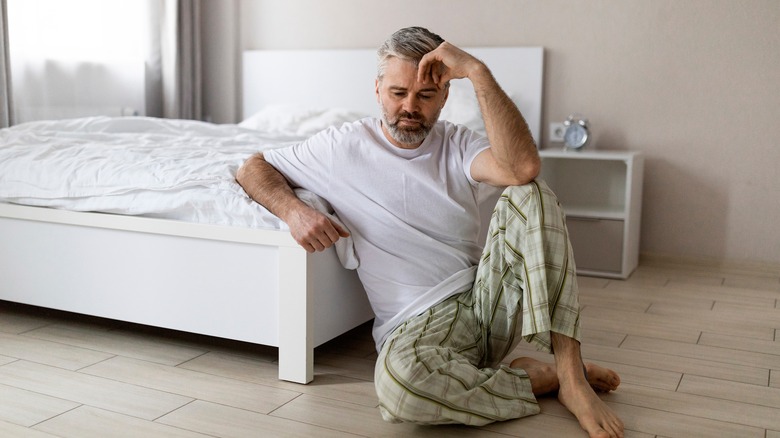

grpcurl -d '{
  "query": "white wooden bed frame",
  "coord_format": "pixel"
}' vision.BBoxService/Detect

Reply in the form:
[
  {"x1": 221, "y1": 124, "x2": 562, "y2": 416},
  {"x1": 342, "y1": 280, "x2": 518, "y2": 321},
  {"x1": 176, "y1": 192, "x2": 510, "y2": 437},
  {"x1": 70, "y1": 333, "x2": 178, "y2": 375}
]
[{"x1": 0, "y1": 47, "x2": 543, "y2": 384}]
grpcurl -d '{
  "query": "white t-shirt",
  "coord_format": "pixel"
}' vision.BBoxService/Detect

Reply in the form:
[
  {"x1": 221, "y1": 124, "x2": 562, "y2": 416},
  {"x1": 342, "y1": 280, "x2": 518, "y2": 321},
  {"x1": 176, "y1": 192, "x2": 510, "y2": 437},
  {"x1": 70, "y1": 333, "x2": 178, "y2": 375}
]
[{"x1": 264, "y1": 117, "x2": 491, "y2": 350}]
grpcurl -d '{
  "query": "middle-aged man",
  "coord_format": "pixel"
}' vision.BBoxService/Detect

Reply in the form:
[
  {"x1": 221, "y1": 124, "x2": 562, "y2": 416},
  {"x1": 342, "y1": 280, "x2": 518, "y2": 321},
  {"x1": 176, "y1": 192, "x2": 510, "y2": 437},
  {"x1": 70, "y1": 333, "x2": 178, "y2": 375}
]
[{"x1": 237, "y1": 26, "x2": 624, "y2": 438}]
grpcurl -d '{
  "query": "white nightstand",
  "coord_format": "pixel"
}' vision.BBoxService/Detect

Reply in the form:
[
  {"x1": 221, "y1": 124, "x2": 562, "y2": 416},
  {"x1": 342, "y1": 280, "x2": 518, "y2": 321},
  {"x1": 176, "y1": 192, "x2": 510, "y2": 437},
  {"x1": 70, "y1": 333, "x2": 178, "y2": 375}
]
[{"x1": 539, "y1": 150, "x2": 644, "y2": 279}]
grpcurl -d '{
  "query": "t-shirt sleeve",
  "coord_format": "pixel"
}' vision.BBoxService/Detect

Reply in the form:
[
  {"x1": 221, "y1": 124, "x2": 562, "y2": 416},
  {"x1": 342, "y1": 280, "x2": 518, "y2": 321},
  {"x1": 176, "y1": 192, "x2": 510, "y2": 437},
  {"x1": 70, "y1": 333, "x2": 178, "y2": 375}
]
[
  {"x1": 262, "y1": 128, "x2": 337, "y2": 199},
  {"x1": 459, "y1": 128, "x2": 491, "y2": 186}
]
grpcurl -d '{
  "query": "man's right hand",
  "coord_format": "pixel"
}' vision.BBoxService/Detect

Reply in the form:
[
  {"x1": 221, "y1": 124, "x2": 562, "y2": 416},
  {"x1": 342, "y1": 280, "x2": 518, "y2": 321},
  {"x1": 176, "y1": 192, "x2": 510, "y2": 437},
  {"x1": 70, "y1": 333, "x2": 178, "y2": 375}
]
[
  {"x1": 236, "y1": 152, "x2": 350, "y2": 253},
  {"x1": 286, "y1": 204, "x2": 350, "y2": 253}
]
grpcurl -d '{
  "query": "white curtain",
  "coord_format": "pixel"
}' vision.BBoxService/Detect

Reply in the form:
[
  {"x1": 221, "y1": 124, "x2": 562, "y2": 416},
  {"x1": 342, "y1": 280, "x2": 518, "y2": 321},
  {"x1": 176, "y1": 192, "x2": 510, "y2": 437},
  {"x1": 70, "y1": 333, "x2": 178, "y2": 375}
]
[
  {"x1": 0, "y1": 0, "x2": 12, "y2": 127},
  {"x1": 7, "y1": 0, "x2": 202, "y2": 124}
]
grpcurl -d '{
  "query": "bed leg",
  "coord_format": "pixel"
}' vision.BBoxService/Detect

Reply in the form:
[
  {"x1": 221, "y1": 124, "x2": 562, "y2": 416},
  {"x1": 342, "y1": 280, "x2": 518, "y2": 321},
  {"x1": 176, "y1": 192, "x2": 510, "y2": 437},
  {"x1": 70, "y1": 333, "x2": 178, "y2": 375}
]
[{"x1": 277, "y1": 246, "x2": 313, "y2": 384}]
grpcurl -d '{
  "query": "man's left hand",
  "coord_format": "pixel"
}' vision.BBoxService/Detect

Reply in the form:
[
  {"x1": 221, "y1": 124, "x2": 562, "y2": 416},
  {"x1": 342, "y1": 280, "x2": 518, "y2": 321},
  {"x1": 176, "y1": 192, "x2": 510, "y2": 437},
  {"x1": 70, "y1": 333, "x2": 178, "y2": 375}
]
[{"x1": 416, "y1": 42, "x2": 486, "y2": 88}]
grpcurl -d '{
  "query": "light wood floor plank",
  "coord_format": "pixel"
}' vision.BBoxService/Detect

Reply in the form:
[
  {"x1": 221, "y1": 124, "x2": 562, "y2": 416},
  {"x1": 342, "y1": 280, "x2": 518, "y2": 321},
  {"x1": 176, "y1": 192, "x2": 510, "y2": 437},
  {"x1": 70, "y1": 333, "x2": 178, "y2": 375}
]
[
  {"x1": 575, "y1": 275, "x2": 611, "y2": 289},
  {"x1": 648, "y1": 302, "x2": 780, "y2": 331},
  {"x1": 580, "y1": 328, "x2": 627, "y2": 347},
  {"x1": 0, "y1": 419, "x2": 60, "y2": 438},
  {"x1": 677, "y1": 375, "x2": 780, "y2": 408},
  {"x1": 0, "y1": 309, "x2": 52, "y2": 335},
  {"x1": 621, "y1": 335, "x2": 780, "y2": 370},
  {"x1": 605, "y1": 382, "x2": 780, "y2": 431},
  {"x1": 80, "y1": 356, "x2": 301, "y2": 414},
  {"x1": 607, "y1": 401, "x2": 764, "y2": 438},
  {"x1": 23, "y1": 322, "x2": 208, "y2": 366},
  {"x1": 34, "y1": 406, "x2": 210, "y2": 438},
  {"x1": 607, "y1": 282, "x2": 778, "y2": 308},
  {"x1": 664, "y1": 281, "x2": 780, "y2": 302},
  {"x1": 270, "y1": 393, "x2": 509, "y2": 437},
  {"x1": 0, "y1": 361, "x2": 192, "y2": 420},
  {"x1": 179, "y1": 351, "x2": 380, "y2": 407},
  {"x1": 0, "y1": 331, "x2": 114, "y2": 370},
  {"x1": 581, "y1": 307, "x2": 702, "y2": 344},
  {"x1": 312, "y1": 350, "x2": 377, "y2": 382},
  {"x1": 724, "y1": 274, "x2": 780, "y2": 291},
  {"x1": 158, "y1": 400, "x2": 364, "y2": 438},
  {"x1": 585, "y1": 304, "x2": 774, "y2": 341},
  {"x1": 581, "y1": 343, "x2": 770, "y2": 386},
  {"x1": 0, "y1": 383, "x2": 80, "y2": 427},
  {"x1": 581, "y1": 285, "x2": 715, "y2": 311},
  {"x1": 699, "y1": 331, "x2": 780, "y2": 356}
]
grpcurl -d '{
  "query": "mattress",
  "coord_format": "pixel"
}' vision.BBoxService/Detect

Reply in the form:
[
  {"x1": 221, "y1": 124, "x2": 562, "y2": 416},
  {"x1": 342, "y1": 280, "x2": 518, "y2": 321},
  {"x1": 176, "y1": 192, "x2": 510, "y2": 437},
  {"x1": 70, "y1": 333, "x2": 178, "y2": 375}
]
[{"x1": 0, "y1": 116, "x2": 315, "y2": 230}]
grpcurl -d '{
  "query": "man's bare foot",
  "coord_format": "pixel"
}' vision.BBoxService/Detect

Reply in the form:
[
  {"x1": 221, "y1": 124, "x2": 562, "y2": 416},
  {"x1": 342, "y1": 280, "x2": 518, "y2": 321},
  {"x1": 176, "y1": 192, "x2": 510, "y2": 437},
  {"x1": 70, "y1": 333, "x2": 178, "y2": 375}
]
[
  {"x1": 585, "y1": 362, "x2": 621, "y2": 393},
  {"x1": 510, "y1": 357, "x2": 623, "y2": 437},
  {"x1": 509, "y1": 357, "x2": 621, "y2": 394},
  {"x1": 558, "y1": 373, "x2": 624, "y2": 438}
]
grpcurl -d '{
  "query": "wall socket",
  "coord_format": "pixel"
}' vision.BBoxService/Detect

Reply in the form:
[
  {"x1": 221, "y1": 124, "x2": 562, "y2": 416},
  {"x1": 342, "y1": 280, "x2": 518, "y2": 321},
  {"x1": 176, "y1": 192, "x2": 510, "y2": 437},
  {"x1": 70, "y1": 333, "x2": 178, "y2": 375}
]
[{"x1": 549, "y1": 122, "x2": 566, "y2": 142}]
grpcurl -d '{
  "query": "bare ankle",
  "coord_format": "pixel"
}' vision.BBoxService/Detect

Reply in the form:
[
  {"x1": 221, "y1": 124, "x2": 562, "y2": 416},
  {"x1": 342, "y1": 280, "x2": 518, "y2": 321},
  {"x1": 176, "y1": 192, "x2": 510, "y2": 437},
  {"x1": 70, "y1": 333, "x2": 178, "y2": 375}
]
[{"x1": 510, "y1": 357, "x2": 559, "y2": 395}]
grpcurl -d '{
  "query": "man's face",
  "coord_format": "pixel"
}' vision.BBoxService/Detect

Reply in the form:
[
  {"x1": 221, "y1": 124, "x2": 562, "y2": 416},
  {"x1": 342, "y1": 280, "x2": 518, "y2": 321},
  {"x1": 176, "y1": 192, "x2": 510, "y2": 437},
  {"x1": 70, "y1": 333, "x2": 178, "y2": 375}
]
[{"x1": 376, "y1": 57, "x2": 448, "y2": 149}]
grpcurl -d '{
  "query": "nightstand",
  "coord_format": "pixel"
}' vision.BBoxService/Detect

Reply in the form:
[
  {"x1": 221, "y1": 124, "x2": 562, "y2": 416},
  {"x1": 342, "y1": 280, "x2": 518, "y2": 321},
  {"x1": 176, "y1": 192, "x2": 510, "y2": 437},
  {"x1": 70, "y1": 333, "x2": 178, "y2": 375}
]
[{"x1": 539, "y1": 150, "x2": 644, "y2": 279}]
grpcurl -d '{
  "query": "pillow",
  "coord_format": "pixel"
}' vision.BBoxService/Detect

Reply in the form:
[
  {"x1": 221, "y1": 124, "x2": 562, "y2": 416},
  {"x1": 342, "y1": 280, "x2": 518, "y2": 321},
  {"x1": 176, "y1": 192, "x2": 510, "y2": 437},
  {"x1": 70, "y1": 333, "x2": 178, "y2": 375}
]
[
  {"x1": 439, "y1": 82, "x2": 485, "y2": 134},
  {"x1": 239, "y1": 104, "x2": 367, "y2": 136}
]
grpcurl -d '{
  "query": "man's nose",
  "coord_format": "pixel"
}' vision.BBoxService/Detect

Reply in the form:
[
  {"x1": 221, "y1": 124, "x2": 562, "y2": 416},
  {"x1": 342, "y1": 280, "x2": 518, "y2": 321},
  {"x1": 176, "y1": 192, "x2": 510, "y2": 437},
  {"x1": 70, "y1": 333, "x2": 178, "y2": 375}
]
[{"x1": 402, "y1": 95, "x2": 420, "y2": 113}]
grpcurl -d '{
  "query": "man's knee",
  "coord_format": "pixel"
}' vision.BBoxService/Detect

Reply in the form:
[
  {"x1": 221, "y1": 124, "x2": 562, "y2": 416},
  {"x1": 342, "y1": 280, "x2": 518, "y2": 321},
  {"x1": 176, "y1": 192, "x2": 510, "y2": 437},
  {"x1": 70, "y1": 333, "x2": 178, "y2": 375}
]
[
  {"x1": 375, "y1": 343, "x2": 458, "y2": 424},
  {"x1": 374, "y1": 350, "x2": 422, "y2": 423},
  {"x1": 500, "y1": 179, "x2": 555, "y2": 204}
]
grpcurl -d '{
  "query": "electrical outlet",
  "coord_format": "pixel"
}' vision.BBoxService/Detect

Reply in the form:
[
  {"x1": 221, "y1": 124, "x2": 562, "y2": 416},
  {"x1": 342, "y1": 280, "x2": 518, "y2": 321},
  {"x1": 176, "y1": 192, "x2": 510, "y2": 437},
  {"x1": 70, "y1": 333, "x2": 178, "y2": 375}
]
[{"x1": 549, "y1": 122, "x2": 566, "y2": 142}]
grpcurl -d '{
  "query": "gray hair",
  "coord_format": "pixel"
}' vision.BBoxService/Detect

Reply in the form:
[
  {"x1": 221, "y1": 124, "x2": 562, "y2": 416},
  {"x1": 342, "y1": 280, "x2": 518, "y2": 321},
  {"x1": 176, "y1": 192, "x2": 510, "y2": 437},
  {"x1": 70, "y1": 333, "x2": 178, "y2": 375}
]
[{"x1": 376, "y1": 27, "x2": 445, "y2": 80}]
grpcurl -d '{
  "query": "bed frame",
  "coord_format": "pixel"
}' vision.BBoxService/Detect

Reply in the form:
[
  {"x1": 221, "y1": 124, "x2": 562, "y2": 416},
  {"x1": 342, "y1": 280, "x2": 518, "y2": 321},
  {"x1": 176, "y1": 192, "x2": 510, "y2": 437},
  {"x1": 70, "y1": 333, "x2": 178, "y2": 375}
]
[
  {"x1": 0, "y1": 47, "x2": 543, "y2": 384},
  {"x1": 0, "y1": 203, "x2": 371, "y2": 384}
]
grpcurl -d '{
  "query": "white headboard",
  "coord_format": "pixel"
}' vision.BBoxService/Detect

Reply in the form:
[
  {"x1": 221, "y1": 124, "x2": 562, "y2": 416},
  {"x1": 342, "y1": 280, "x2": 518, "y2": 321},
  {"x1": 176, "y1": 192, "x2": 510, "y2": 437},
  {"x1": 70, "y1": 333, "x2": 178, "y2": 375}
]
[{"x1": 242, "y1": 47, "x2": 544, "y2": 143}]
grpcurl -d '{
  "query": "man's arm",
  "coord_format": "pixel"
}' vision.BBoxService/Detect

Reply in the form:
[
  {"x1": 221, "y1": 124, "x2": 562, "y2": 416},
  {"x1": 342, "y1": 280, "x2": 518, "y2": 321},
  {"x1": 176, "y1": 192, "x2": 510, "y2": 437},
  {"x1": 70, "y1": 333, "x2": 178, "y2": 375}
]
[
  {"x1": 418, "y1": 42, "x2": 541, "y2": 187},
  {"x1": 236, "y1": 152, "x2": 349, "y2": 253}
]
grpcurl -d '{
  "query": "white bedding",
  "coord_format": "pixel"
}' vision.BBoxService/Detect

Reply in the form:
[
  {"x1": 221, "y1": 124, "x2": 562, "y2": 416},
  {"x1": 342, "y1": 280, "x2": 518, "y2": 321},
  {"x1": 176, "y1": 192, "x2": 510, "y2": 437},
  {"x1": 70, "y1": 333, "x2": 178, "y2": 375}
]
[{"x1": 0, "y1": 116, "x2": 322, "y2": 229}]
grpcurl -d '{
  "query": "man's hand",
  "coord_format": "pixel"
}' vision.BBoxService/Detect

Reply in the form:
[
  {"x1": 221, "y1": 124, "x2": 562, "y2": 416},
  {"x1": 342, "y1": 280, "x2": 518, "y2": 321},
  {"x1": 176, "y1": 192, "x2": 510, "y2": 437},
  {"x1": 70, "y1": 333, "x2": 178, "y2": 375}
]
[
  {"x1": 286, "y1": 205, "x2": 350, "y2": 253},
  {"x1": 418, "y1": 41, "x2": 541, "y2": 187},
  {"x1": 416, "y1": 42, "x2": 486, "y2": 88},
  {"x1": 236, "y1": 152, "x2": 349, "y2": 253}
]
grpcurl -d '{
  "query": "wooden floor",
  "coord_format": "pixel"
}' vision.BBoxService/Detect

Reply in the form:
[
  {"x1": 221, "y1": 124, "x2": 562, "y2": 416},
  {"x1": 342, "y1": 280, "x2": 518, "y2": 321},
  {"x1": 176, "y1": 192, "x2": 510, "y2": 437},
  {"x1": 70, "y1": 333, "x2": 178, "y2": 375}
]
[{"x1": 1, "y1": 259, "x2": 778, "y2": 437}]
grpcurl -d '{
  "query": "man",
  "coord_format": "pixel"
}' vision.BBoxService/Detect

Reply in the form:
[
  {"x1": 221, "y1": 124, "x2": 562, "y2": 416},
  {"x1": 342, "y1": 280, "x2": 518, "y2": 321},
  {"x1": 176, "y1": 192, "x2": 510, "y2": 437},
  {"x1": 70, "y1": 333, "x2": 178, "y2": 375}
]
[{"x1": 237, "y1": 27, "x2": 624, "y2": 438}]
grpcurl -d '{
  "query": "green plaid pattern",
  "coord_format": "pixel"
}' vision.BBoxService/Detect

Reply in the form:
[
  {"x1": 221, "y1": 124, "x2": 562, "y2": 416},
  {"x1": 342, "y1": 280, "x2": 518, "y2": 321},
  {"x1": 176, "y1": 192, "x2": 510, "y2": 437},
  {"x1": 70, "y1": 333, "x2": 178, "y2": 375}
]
[{"x1": 375, "y1": 181, "x2": 581, "y2": 425}]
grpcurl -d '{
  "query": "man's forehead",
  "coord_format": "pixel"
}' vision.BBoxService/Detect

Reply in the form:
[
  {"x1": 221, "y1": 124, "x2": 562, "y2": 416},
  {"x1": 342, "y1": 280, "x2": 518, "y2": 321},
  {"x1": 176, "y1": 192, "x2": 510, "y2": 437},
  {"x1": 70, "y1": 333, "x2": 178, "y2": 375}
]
[{"x1": 382, "y1": 57, "x2": 436, "y2": 87}]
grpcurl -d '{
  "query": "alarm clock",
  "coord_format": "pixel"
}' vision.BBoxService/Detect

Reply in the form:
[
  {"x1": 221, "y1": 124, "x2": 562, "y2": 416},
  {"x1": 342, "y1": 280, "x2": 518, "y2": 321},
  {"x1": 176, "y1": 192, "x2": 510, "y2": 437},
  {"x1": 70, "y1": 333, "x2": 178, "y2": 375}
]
[{"x1": 563, "y1": 114, "x2": 590, "y2": 151}]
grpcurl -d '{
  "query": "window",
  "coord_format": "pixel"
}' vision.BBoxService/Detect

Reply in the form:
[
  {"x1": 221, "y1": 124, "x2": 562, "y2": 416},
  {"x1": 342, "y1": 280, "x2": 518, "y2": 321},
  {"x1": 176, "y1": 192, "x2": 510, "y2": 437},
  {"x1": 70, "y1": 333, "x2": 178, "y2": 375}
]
[{"x1": 8, "y1": 0, "x2": 152, "y2": 122}]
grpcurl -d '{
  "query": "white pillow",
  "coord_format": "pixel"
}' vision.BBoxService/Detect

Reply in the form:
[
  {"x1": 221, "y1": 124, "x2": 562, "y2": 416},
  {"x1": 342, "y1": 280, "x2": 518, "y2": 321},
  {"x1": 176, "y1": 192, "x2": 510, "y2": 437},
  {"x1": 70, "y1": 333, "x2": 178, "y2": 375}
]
[
  {"x1": 239, "y1": 104, "x2": 367, "y2": 136},
  {"x1": 439, "y1": 82, "x2": 485, "y2": 134}
]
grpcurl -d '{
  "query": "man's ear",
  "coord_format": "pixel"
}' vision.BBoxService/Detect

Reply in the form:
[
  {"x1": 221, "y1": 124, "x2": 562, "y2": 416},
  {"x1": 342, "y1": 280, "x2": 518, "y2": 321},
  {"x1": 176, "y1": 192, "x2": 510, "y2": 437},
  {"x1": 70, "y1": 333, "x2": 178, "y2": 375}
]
[{"x1": 375, "y1": 79, "x2": 381, "y2": 103}]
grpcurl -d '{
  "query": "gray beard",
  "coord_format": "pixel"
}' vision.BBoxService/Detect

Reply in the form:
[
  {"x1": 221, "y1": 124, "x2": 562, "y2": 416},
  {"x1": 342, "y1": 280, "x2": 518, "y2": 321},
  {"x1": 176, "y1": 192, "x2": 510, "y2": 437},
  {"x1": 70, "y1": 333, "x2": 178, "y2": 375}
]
[{"x1": 381, "y1": 107, "x2": 440, "y2": 146}]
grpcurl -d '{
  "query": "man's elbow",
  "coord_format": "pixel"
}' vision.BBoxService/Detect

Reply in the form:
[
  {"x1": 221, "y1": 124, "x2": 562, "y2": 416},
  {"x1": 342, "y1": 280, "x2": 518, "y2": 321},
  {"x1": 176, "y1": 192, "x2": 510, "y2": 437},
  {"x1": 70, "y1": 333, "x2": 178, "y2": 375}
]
[
  {"x1": 508, "y1": 155, "x2": 541, "y2": 186},
  {"x1": 236, "y1": 152, "x2": 264, "y2": 188}
]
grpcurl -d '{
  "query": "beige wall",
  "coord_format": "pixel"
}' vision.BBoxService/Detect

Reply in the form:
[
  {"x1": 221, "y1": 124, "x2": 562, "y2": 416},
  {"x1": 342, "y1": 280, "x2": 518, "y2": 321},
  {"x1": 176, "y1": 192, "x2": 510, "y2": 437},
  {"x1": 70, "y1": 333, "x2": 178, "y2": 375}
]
[{"x1": 204, "y1": 0, "x2": 780, "y2": 267}]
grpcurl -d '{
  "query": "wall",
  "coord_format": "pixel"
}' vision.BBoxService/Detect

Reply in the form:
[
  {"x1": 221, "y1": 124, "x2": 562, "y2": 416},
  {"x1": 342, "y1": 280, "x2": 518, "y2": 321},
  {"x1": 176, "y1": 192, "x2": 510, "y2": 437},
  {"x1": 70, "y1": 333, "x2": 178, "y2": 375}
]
[{"x1": 203, "y1": 0, "x2": 780, "y2": 267}]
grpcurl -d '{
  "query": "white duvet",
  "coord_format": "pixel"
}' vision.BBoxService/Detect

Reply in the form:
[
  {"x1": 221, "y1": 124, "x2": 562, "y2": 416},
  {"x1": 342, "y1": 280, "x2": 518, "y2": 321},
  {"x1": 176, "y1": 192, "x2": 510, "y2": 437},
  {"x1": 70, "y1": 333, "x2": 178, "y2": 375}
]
[{"x1": 0, "y1": 116, "x2": 315, "y2": 230}]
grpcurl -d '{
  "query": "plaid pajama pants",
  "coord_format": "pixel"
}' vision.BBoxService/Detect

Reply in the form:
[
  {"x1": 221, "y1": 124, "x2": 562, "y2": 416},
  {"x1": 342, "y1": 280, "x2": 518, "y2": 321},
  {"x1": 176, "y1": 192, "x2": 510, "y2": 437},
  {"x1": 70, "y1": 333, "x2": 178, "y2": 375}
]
[{"x1": 375, "y1": 180, "x2": 582, "y2": 426}]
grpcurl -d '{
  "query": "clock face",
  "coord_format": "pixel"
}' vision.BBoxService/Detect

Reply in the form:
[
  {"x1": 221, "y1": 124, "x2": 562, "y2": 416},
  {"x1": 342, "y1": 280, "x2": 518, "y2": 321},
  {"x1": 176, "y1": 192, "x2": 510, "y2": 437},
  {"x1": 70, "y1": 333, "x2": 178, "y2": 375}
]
[{"x1": 564, "y1": 124, "x2": 588, "y2": 149}]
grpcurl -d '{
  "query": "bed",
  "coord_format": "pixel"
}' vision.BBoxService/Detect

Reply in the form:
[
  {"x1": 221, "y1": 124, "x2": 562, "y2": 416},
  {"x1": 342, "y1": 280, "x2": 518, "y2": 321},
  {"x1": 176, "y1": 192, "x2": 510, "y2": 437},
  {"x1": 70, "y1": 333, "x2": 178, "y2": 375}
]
[{"x1": 0, "y1": 47, "x2": 544, "y2": 384}]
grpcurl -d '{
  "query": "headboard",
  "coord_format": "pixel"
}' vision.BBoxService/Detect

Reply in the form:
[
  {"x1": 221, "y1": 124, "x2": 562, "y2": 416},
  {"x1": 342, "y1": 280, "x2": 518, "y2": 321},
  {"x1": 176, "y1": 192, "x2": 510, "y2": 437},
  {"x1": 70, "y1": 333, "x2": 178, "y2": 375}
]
[{"x1": 242, "y1": 47, "x2": 544, "y2": 143}]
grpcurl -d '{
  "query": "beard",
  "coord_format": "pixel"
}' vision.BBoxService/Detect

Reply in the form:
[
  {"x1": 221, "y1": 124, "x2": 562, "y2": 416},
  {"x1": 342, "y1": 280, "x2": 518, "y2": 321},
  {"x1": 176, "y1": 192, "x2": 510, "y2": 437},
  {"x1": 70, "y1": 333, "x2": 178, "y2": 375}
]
[{"x1": 381, "y1": 105, "x2": 440, "y2": 146}]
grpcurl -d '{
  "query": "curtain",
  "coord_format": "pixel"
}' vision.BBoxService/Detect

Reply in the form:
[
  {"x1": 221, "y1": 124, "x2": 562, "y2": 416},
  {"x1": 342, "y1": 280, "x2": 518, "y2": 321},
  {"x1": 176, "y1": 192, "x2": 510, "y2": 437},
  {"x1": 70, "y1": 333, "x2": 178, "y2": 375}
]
[
  {"x1": 0, "y1": 0, "x2": 12, "y2": 127},
  {"x1": 154, "y1": 0, "x2": 202, "y2": 120}
]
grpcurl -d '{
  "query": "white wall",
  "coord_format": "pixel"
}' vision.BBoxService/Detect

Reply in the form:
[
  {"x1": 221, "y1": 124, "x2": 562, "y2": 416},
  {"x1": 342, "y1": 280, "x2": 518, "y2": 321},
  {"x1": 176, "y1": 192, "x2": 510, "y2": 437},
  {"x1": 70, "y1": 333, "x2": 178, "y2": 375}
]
[{"x1": 203, "y1": 0, "x2": 780, "y2": 268}]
